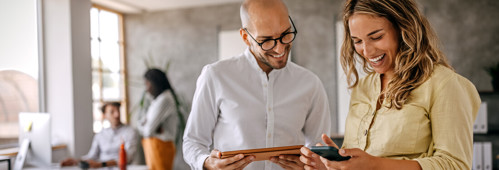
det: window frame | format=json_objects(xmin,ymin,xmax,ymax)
[{"xmin": 90, "ymin": 4, "xmax": 129, "ymax": 132}]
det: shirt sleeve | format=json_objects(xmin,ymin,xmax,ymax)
[
  {"xmin": 183, "ymin": 65, "xmax": 219, "ymax": 170},
  {"xmin": 415, "ymin": 74, "xmax": 481, "ymax": 170},
  {"xmin": 139, "ymin": 91, "xmax": 176, "ymax": 137},
  {"xmin": 303, "ymin": 76, "xmax": 331, "ymax": 147},
  {"xmin": 81, "ymin": 134, "xmax": 100, "ymax": 161}
]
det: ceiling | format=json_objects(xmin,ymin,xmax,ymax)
[{"xmin": 92, "ymin": 0, "xmax": 243, "ymax": 14}]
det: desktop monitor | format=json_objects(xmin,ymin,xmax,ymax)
[{"xmin": 16, "ymin": 112, "xmax": 51, "ymax": 169}]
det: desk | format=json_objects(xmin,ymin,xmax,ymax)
[
  {"xmin": 23, "ymin": 164, "xmax": 148, "ymax": 170},
  {"xmin": 0, "ymin": 144, "xmax": 67, "ymax": 157},
  {"xmin": 0, "ymin": 155, "xmax": 10, "ymax": 170}
]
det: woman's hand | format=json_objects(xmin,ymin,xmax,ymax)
[
  {"xmin": 319, "ymin": 148, "xmax": 378, "ymax": 170},
  {"xmin": 300, "ymin": 134, "xmax": 338, "ymax": 170}
]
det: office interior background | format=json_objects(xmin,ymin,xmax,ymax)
[{"xmin": 0, "ymin": 0, "xmax": 498, "ymax": 169}]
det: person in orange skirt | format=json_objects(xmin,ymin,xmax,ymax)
[{"xmin": 137, "ymin": 68, "xmax": 178, "ymax": 170}]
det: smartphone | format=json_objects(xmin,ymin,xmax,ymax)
[{"xmin": 310, "ymin": 146, "xmax": 351, "ymax": 161}]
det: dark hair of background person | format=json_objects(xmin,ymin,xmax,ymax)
[
  {"xmin": 100, "ymin": 102, "xmax": 121, "ymax": 114},
  {"xmin": 144, "ymin": 68, "xmax": 175, "ymax": 97}
]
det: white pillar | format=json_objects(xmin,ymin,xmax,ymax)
[{"xmin": 42, "ymin": 0, "xmax": 93, "ymax": 157}]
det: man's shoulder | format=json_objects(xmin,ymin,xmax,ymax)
[
  {"xmin": 120, "ymin": 125, "xmax": 138, "ymax": 136},
  {"xmin": 286, "ymin": 62, "xmax": 321, "ymax": 81},
  {"xmin": 203, "ymin": 54, "xmax": 249, "ymax": 75}
]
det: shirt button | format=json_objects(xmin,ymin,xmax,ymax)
[
  {"xmin": 364, "ymin": 130, "xmax": 368, "ymax": 136},
  {"xmin": 268, "ymin": 107, "xmax": 271, "ymax": 112},
  {"xmin": 268, "ymin": 134, "xmax": 271, "ymax": 138},
  {"xmin": 263, "ymin": 84, "xmax": 268, "ymax": 87}
]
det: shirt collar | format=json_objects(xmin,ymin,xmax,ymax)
[{"xmin": 244, "ymin": 47, "xmax": 286, "ymax": 75}]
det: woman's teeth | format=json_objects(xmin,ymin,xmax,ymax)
[
  {"xmin": 272, "ymin": 53, "xmax": 284, "ymax": 58},
  {"xmin": 369, "ymin": 54, "xmax": 385, "ymax": 63}
]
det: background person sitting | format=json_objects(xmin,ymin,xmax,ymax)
[{"xmin": 60, "ymin": 102, "xmax": 138, "ymax": 168}]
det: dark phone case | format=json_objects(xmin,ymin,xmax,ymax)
[{"xmin": 310, "ymin": 146, "xmax": 351, "ymax": 161}]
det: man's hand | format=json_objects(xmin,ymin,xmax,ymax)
[
  {"xmin": 204, "ymin": 149, "xmax": 255, "ymax": 170},
  {"xmin": 270, "ymin": 154, "xmax": 305, "ymax": 170},
  {"xmin": 60, "ymin": 158, "xmax": 78, "ymax": 167},
  {"xmin": 86, "ymin": 159, "xmax": 102, "ymax": 168}
]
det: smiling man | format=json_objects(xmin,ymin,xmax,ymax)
[{"xmin": 182, "ymin": 0, "xmax": 331, "ymax": 170}]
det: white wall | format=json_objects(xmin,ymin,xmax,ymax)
[{"xmin": 0, "ymin": 0, "xmax": 38, "ymax": 79}]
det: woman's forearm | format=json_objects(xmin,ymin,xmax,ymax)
[{"xmin": 375, "ymin": 157, "xmax": 422, "ymax": 170}]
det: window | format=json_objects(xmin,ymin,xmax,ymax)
[
  {"xmin": 0, "ymin": 0, "xmax": 40, "ymax": 148},
  {"xmin": 90, "ymin": 6, "xmax": 128, "ymax": 133}
]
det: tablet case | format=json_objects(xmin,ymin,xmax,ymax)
[{"xmin": 220, "ymin": 145, "xmax": 303, "ymax": 161}]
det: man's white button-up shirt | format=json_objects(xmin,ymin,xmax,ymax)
[{"xmin": 183, "ymin": 48, "xmax": 331, "ymax": 170}]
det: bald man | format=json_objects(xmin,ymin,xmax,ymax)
[{"xmin": 183, "ymin": 0, "xmax": 331, "ymax": 169}]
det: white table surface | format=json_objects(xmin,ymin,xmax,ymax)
[{"xmin": 23, "ymin": 163, "xmax": 148, "ymax": 170}]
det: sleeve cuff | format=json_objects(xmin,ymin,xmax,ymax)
[
  {"xmin": 196, "ymin": 154, "xmax": 210, "ymax": 170},
  {"xmin": 415, "ymin": 158, "xmax": 431, "ymax": 170}
]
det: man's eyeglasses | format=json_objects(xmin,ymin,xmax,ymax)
[{"xmin": 244, "ymin": 16, "xmax": 298, "ymax": 51}]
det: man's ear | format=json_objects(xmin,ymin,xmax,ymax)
[{"xmin": 240, "ymin": 28, "xmax": 251, "ymax": 46}]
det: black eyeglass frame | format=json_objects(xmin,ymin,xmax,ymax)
[{"xmin": 243, "ymin": 16, "xmax": 298, "ymax": 51}]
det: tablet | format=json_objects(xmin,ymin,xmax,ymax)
[{"xmin": 220, "ymin": 145, "xmax": 303, "ymax": 161}]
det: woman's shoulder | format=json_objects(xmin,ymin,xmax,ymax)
[
  {"xmin": 156, "ymin": 90, "xmax": 175, "ymax": 102},
  {"xmin": 426, "ymin": 65, "xmax": 477, "ymax": 93},
  {"xmin": 428, "ymin": 65, "xmax": 467, "ymax": 86},
  {"xmin": 429, "ymin": 65, "xmax": 455, "ymax": 80}
]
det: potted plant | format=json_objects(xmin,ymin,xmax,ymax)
[{"xmin": 485, "ymin": 62, "xmax": 499, "ymax": 92}]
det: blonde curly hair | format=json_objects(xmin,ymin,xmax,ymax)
[{"xmin": 341, "ymin": 0, "xmax": 452, "ymax": 109}]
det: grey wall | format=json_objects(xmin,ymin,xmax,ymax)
[
  {"xmin": 125, "ymin": 0, "xmax": 341, "ymax": 132},
  {"xmin": 125, "ymin": 1, "xmax": 340, "ymax": 168},
  {"xmin": 419, "ymin": 0, "xmax": 499, "ymax": 91},
  {"xmin": 125, "ymin": 0, "xmax": 499, "ymax": 168}
]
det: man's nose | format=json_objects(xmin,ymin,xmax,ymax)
[{"xmin": 272, "ymin": 40, "xmax": 286, "ymax": 54}]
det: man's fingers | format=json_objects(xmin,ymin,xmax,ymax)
[
  {"xmin": 210, "ymin": 149, "xmax": 221, "ymax": 158},
  {"xmin": 235, "ymin": 158, "xmax": 253, "ymax": 170},
  {"xmin": 271, "ymin": 157, "xmax": 293, "ymax": 169},
  {"xmin": 222, "ymin": 154, "xmax": 245, "ymax": 165},
  {"xmin": 227, "ymin": 155, "xmax": 254, "ymax": 169},
  {"xmin": 279, "ymin": 155, "xmax": 300, "ymax": 162},
  {"xmin": 321, "ymin": 134, "xmax": 339, "ymax": 149}
]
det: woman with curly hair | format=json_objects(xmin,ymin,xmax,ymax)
[{"xmin": 301, "ymin": 0, "xmax": 480, "ymax": 169}]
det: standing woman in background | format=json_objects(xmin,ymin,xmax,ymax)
[
  {"xmin": 137, "ymin": 68, "xmax": 178, "ymax": 170},
  {"xmin": 300, "ymin": 0, "xmax": 481, "ymax": 169}
]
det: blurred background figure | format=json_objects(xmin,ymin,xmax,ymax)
[
  {"xmin": 136, "ymin": 68, "xmax": 178, "ymax": 170},
  {"xmin": 60, "ymin": 102, "xmax": 138, "ymax": 168}
]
